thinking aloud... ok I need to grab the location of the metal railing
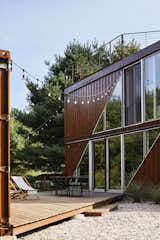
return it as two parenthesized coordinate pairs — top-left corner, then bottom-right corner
(69, 30), (160, 82)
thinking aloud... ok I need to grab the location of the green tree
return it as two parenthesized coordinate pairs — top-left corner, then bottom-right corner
(110, 39), (140, 63)
(11, 39), (140, 175)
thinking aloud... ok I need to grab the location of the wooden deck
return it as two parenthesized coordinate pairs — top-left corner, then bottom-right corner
(11, 192), (122, 236)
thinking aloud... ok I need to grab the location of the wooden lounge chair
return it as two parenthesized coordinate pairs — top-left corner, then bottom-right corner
(10, 179), (27, 200)
(11, 176), (39, 199)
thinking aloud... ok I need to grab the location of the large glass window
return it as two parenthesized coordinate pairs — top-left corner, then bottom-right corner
(124, 63), (141, 125)
(144, 128), (160, 155)
(144, 52), (160, 120)
(93, 140), (105, 189)
(125, 132), (143, 186)
(108, 136), (121, 189)
(93, 71), (122, 134)
(94, 112), (105, 133)
(106, 71), (122, 129)
(75, 145), (89, 190)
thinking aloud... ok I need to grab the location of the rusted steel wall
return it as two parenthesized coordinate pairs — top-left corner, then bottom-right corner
(64, 71), (121, 177)
(64, 71), (121, 142)
(64, 41), (160, 184)
(0, 50), (12, 236)
(132, 135), (160, 185)
(64, 141), (88, 177)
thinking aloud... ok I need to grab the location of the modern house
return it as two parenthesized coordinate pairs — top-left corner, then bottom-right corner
(64, 41), (160, 194)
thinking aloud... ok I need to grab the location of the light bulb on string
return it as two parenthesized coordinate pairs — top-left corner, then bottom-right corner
(101, 95), (104, 99)
(67, 98), (70, 103)
(92, 98), (95, 103)
(97, 97), (100, 101)
(81, 100), (84, 104)
(10, 60), (12, 72)
(22, 69), (25, 80)
(74, 99), (78, 104)
(87, 99), (90, 104)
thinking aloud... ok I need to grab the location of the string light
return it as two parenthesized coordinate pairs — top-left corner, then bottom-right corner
(12, 60), (44, 84)
(11, 53), (119, 107)
(22, 69), (25, 80)
(65, 75), (120, 106)
(10, 113), (57, 140)
(10, 60), (12, 72)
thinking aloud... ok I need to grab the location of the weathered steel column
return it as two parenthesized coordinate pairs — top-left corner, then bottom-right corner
(0, 50), (12, 236)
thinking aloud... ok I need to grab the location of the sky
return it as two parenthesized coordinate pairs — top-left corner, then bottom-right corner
(1, 0), (160, 110)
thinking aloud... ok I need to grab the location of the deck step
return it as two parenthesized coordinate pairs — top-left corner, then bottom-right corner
(84, 203), (118, 217)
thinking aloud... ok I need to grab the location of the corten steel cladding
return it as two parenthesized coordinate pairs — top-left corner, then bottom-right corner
(64, 40), (160, 180)
(0, 50), (12, 236)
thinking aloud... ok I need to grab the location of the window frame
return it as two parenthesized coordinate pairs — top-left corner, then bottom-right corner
(123, 60), (142, 126)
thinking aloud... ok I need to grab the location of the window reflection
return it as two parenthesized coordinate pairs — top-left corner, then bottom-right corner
(94, 140), (105, 189)
(106, 71), (122, 129)
(109, 136), (121, 189)
(124, 63), (141, 125)
(76, 146), (89, 190)
(125, 132), (143, 185)
(145, 52), (160, 120)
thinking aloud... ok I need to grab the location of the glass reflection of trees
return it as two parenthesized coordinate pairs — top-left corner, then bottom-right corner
(94, 71), (122, 133)
(125, 132), (143, 185)
(77, 146), (89, 189)
(94, 113), (104, 133)
(145, 52), (160, 120)
(146, 128), (160, 153)
(94, 140), (105, 189)
(106, 73), (122, 129)
(124, 63), (141, 125)
(109, 136), (121, 189)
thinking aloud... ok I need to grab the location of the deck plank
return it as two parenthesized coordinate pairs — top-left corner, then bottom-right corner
(11, 193), (122, 235)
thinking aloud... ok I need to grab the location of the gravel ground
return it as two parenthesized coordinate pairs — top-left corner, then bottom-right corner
(20, 202), (160, 240)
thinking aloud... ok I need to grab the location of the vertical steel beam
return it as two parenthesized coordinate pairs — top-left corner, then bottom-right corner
(0, 50), (12, 236)
(89, 141), (93, 191)
(121, 134), (125, 192)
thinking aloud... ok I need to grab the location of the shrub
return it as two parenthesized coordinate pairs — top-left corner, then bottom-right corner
(126, 183), (143, 202)
(150, 185), (160, 204)
(126, 183), (160, 203)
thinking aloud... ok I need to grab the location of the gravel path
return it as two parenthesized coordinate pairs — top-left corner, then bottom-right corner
(20, 202), (160, 240)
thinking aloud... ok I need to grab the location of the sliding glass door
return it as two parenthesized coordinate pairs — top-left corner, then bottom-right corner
(93, 139), (106, 190)
(93, 137), (123, 192)
(124, 62), (141, 125)
(108, 136), (121, 190)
